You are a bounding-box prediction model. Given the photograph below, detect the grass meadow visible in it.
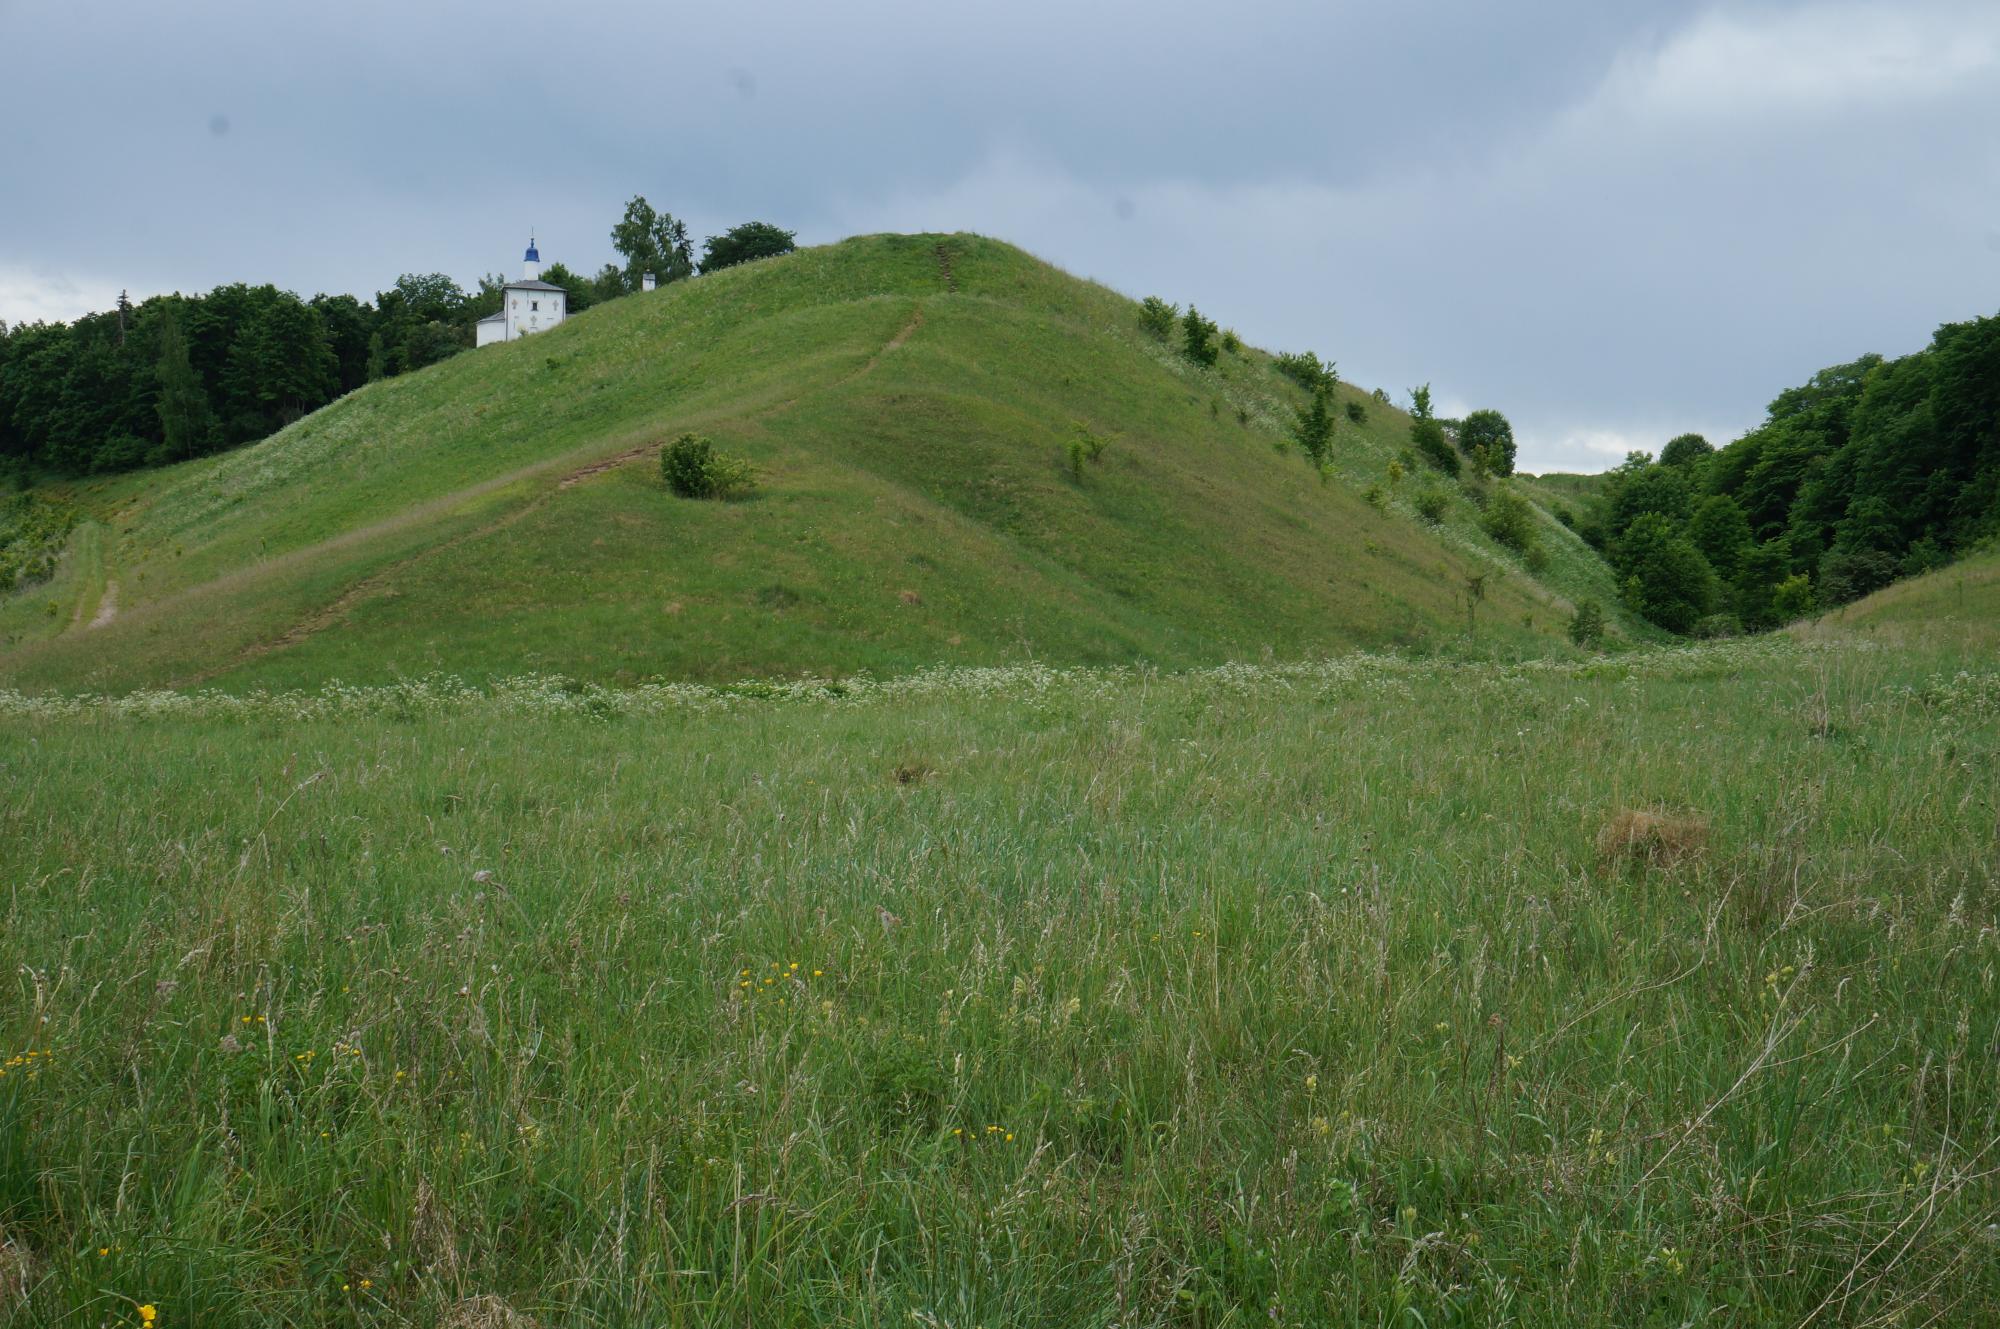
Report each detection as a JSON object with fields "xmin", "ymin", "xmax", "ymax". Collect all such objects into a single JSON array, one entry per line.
[{"xmin": 3, "ymin": 633, "xmax": 1997, "ymax": 1326}]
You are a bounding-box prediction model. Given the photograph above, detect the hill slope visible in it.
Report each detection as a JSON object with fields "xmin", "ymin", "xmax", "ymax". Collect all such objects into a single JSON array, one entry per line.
[
  {"xmin": 1798, "ymin": 546, "xmax": 2000, "ymax": 656},
  {"xmin": 0, "ymin": 234, "xmax": 1633, "ymax": 692}
]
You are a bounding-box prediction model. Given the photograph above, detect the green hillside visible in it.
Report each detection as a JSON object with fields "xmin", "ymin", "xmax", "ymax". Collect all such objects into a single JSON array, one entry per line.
[
  {"xmin": 1798, "ymin": 545, "xmax": 2000, "ymax": 656},
  {"xmin": 0, "ymin": 234, "xmax": 1633, "ymax": 693}
]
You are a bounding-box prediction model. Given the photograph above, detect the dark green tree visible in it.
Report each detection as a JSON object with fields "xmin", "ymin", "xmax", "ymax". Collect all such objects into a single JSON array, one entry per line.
[
  {"xmin": 611, "ymin": 197, "xmax": 695, "ymax": 290},
  {"xmin": 1411, "ymin": 418, "xmax": 1458, "ymax": 476},
  {"xmin": 1658, "ymin": 433, "xmax": 1714, "ymax": 468},
  {"xmin": 1458, "ymin": 408, "xmax": 1516, "ymax": 476},
  {"xmin": 1614, "ymin": 513, "xmax": 1718, "ymax": 633},
  {"xmin": 698, "ymin": 221, "xmax": 796, "ymax": 274},
  {"xmin": 1294, "ymin": 390, "xmax": 1334, "ymax": 466},
  {"xmin": 537, "ymin": 262, "xmax": 595, "ymax": 314},
  {"xmin": 1686, "ymin": 493, "xmax": 1753, "ymax": 581},
  {"xmin": 153, "ymin": 302, "xmax": 214, "ymax": 462},
  {"xmin": 1181, "ymin": 306, "xmax": 1219, "ymax": 368}
]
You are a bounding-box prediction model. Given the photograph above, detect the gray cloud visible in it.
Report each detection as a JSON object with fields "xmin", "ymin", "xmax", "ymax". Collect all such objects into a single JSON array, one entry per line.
[{"xmin": 3, "ymin": 0, "xmax": 1996, "ymax": 470}]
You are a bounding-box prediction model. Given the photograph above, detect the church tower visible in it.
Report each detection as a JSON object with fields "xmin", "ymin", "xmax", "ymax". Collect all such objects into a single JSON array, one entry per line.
[{"xmin": 522, "ymin": 235, "xmax": 541, "ymax": 282}]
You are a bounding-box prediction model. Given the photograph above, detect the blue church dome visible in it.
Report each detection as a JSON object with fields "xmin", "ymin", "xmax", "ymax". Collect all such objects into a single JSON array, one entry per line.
[{"xmin": 524, "ymin": 237, "xmax": 540, "ymax": 262}]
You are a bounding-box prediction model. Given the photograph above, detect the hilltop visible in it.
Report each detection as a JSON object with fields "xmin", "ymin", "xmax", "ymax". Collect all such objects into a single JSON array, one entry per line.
[{"xmin": 0, "ymin": 234, "xmax": 1632, "ymax": 693}]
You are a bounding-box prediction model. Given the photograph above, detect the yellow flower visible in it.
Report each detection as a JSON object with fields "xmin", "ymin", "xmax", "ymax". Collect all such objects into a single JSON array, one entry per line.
[
  {"xmin": 1005, "ymin": 1133, "xmax": 1014, "ymax": 1142},
  {"xmin": 98, "ymin": 1247, "xmax": 110, "ymax": 1256},
  {"xmin": 138, "ymin": 1306, "xmax": 158, "ymax": 1325},
  {"xmin": 360, "ymin": 1279, "xmax": 373, "ymax": 1289}
]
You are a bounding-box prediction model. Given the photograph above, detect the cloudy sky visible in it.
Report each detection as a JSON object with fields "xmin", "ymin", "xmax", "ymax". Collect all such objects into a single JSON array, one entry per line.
[{"xmin": 4, "ymin": 0, "xmax": 1997, "ymax": 471}]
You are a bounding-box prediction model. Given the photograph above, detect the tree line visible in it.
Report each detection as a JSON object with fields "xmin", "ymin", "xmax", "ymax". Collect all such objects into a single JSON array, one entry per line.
[
  {"xmin": 1576, "ymin": 312, "xmax": 2000, "ymax": 633},
  {"xmin": 0, "ymin": 202, "xmax": 795, "ymax": 480}
]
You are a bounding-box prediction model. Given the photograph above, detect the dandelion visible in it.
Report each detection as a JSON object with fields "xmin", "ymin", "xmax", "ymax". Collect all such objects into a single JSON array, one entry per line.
[{"xmin": 138, "ymin": 1306, "xmax": 158, "ymax": 1326}]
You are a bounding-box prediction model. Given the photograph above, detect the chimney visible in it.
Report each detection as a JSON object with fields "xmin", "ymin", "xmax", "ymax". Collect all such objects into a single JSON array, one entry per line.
[{"xmin": 641, "ymin": 271, "xmax": 657, "ymax": 292}]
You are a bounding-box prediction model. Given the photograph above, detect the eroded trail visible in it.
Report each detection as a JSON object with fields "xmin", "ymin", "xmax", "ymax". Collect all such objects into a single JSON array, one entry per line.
[{"xmin": 87, "ymin": 581, "xmax": 117, "ymax": 629}]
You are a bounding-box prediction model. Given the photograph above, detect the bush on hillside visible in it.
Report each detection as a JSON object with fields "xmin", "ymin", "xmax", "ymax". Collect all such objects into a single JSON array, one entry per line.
[
  {"xmin": 1294, "ymin": 391, "xmax": 1335, "ymax": 467},
  {"xmin": 1480, "ymin": 488, "xmax": 1539, "ymax": 554},
  {"xmin": 698, "ymin": 222, "xmax": 797, "ymax": 274},
  {"xmin": 1220, "ymin": 329, "xmax": 1242, "ymax": 354},
  {"xmin": 1181, "ymin": 306, "xmax": 1219, "ymax": 367},
  {"xmin": 1345, "ymin": 399, "xmax": 1367, "ymax": 425},
  {"xmin": 661, "ymin": 433, "xmax": 760, "ymax": 500},
  {"xmin": 1138, "ymin": 296, "xmax": 1179, "ymax": 340},
  {"xmin": 1568, "ymin": 599, "xmax": 1606, "ymax": 648},
  {"xmin": 1411, "ymin": 419, "xmax": 1459, "ymax": 476},
  {"xmin": 1414, "ymin": 488, "xmax": 1450, "ymax": 525},
  {"xmin": 1066, "ymin": 423, "xmax": 1110, "ymax": 481},
  {"xmin": 1275, "ymin": 351, "xmax": 1336, "ymax": 395},
  {"xmin": 1772, "ymin": 573, "xmax": 1816, "ymax": 622},
  {"xmin": 1458, "ymin": 409, "xmax": 1517, "ymax": 477}
]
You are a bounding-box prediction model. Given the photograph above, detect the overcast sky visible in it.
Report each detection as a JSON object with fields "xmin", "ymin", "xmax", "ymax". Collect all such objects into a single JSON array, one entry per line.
[{"xmin": 4, "ymin": 0, "xmax": 1997, "ymax": 472}]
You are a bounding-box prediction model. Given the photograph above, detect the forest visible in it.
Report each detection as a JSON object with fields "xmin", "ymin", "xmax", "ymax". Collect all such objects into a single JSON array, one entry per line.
[{"xmin": 1570, "ymin": 313, "xmax": 1999, "ymax": 631}]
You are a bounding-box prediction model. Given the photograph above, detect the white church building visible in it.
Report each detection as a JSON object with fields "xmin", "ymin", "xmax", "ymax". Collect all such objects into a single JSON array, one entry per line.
[{"xmin": 475, "ymin": 238, "xmax": 568, "ymax": 347}]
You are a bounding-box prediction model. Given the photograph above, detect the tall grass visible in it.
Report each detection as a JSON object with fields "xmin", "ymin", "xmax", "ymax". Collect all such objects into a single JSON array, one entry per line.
[{"xmin": 2, "ymin": 637, "xmax": 1996, "ymax": 1325}]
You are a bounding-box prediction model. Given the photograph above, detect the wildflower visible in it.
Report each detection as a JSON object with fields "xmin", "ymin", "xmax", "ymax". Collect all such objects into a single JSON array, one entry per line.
[
  {"xmin": 360, "ymin": 1279, "xmax": 372, "ymax": 1289},
  {"xmin": 1311, "ymin": 1116, "xmax": 1331, "ymax": 1137},
  {"xmin": 138, "ymin": 1306, "xmax": 158, "ymax": 1326},
  {"xmin": 98, "ymin": 1247, "xmax": 110, "ymax": 1256},
  {"xmin": 1304, "ymin": 1075, "xmax": 1317, "ymax": 1092},
  {"xmin": 1399, "ymin": 1206, "xmax": 1417, "ymax": 1226},
  {"xmin": 813, "ymin": 969, "xmax": 823, "ymax": 977},
  {"xmin": 1005, "ymin": 1133, "xmax": 1014, "ymax": 1142}
]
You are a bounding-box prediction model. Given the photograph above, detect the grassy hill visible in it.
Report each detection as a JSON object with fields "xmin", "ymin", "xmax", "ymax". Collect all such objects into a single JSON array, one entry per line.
[
  {"xmin": 0, "ymin": 234, "xmax": 1636, "ymax": 693},
  {"xmin": 1798, "ymin": 545, "xmax": 2000, "ymax": 656}
]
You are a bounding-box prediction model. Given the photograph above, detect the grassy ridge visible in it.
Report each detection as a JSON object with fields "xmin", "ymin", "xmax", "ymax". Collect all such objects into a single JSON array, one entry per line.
[
  {"xmin": 2, "ymin": 635, "xmax": 1996, "ymax": 1325},
  {"xmin": 1800, "ymin": 547, "xmax": 2000, "ymax": 657},
  {"xmin": 1, "ymin": 235, "xmax": 1637, "ymax": 693}
]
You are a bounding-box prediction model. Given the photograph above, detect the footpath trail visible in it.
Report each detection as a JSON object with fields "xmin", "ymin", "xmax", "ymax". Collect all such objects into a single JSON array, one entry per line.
[{"xmin": 87, "ymin": 581, "xmax": 117, "ymax": 629}]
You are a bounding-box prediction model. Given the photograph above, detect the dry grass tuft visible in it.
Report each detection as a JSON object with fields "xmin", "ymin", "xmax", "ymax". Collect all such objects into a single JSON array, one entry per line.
[
  {"xmin": 0, "ymin": 1224, "xmax": 37, "ymax": 1318},
  {"xmin": 891, "ymin": 758, "xmax": 935, "ymax": 785},
  {"xmin": 1596, "ymin": 808, "xmax": 1710, "ymax": 870},
  {"xmin": 441, "ymin": 1294, "xmax": 538, "ymax": 1329}
]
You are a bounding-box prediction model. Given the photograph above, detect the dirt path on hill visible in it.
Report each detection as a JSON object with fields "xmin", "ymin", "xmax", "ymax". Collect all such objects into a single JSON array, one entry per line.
[{"xmin": 87, "ymin": 581, "xmax": 117, "ymax": 629}]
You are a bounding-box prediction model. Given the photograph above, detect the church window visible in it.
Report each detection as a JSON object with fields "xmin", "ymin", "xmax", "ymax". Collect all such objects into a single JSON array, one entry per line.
[{"xmin": 531, "ymin": 300, "xmax": 539, "ymax": 311}]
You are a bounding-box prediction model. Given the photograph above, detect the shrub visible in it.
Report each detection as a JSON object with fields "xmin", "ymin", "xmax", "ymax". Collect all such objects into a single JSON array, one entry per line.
[
  {"xmin": 1568, "ymin": 599, "xmax": 1606, "ymax": 647},
  {"xmin": 1414, "ymin": 489, "xmax": 1449, "ymax": 524},
  {"xmin": 661, "ymin": 432, "xmax": 759, "ymax": 499},
  {"xmin": 1691, "ymin": 612, "xmax": 1742, "ymax": 638},
  {"xmin": 1479, "ymin": 488, "xmax": 1539, "ymax": 553},
  {"xmin": 1345, "ymin": 400, "xmax": 1367, "ymax": 425},
  {"xmin": 1371, "ymin": 387, "xmax": 1390, "ymax": 405},
  {"xmin": 697, "ymin": 222, "xmax": 796, "ymax": 274},
  {"xmin": 1181, "ymin": 306, "xmax": 1219, "ymax": 367},
  {"xmin": 1386, "ymin": 460, "xmax": 1405, "ymax": 485},
  {"xmin": 1411, "ymin": 419, "xmax": 1459, "ymax": 476},
  {"xmin": 1138, "ymin": 296, "xmax": 1179, "ymax": 340},
  {"xmin": 1772, "ymin": 573, "xmax": 1816, "ymax": 622},
  {"xmin": 1275, "ymin": 351, "xmax": 1336, "ymax": 394},
  {"xmin": 1363, "ymin": 484, "xmax": 1387, "ymax": 511},
  {"xmin": 1066, "ymin": 423, "xmax": 1110, "ymax": 481},
  {"xmin": 1220, "ymin": 329, "xmax": 1242, "ymax": 354},
  {"xmin": 1294, "ymin": 391, "xmax": 1335, "ymax": 467}
]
